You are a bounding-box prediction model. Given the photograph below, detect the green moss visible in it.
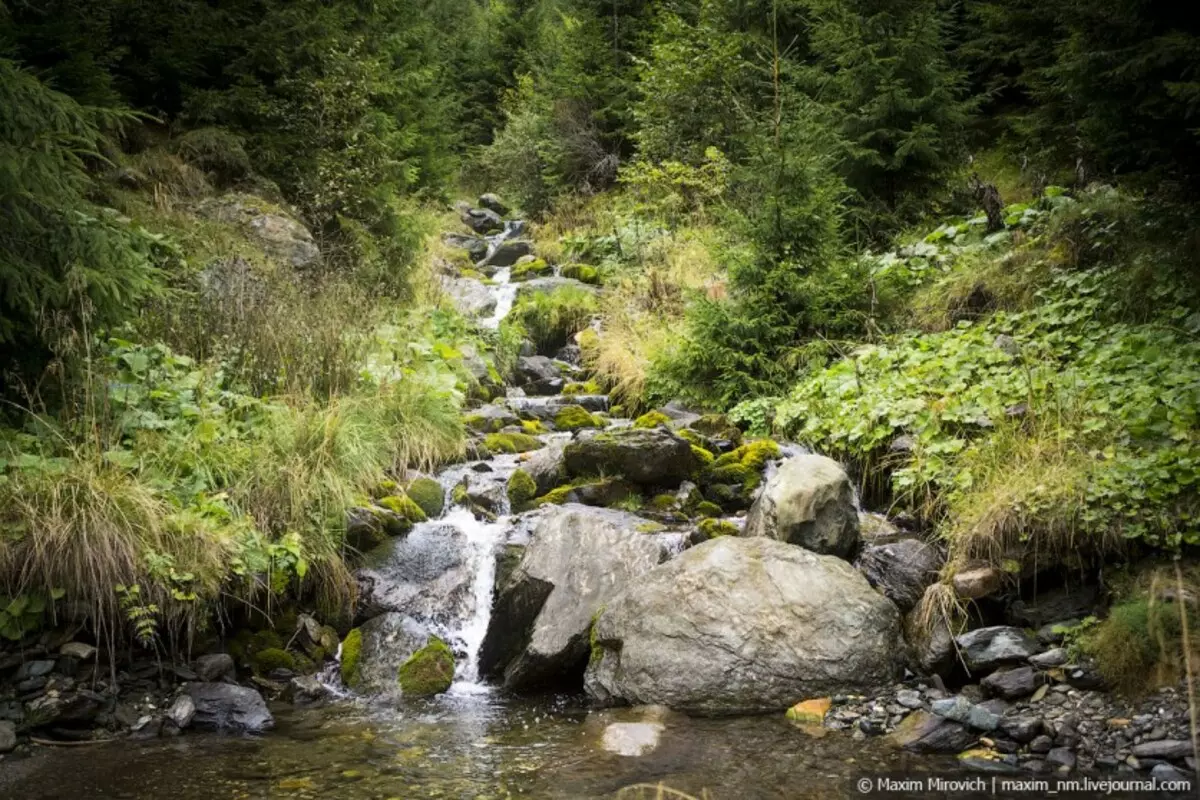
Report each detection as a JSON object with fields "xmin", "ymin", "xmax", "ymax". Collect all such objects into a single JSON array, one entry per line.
[
  {"xmin": 560, "ymin": 263, "xmax": 601, "ymax": 284},
  {"xmin": 511, "ymin": 257, "xmax": 553, "ymax": 281},
  {"xmin": 372, "ymin": 479, "xmax": 399, "ymax": 498},
  {"xmin": 712, "ymin": 439, "xmax": 780, "ymax": 470},
  {"xmin": 464, "ymin": 414, "xmax": 504, "ymax": 433},
  {"xmin": 706, "ymin": 463, "xmax": 753, "ymax": 486},
  {"xmin": 534, "ymin": 484, "xmax": 578, "ymax": 506},
  {"xmin": 691, "ymin": 414, "xmax": 743, "ymax": 444},
  {"xmin": 483, "ymin": 432, "xmax": 543, "ymax": 453},
  {"xmin": 250, "ymin": 629, "xmax": 284, "ymax": 654},
  {"xmin": 633, "ymin": 410, "xmax": 672, "ymax": 429},
  {"xmin": 690, "ymin": 445, "xmax": 715, "ymax": 466},
  {"xmin": 636, "ymin": 521, "xmax": 667, "ymax": 533},
  {"xmin": 378, "ymin": 493, "xmax": 428, "ymax": 523},
  {"xmin": 397, "ymin": 637, "xmax": 455, "ymax": 697},
  {"xmin": 698, "ymin": 518, "xmax": 739, "ymax": 539},
  {"xmin": 252, "ymin": 647, "xmax": 297, "ymax": 675},
  {"xmin": 648, "ymin": 493, "xmax": 678, "ymax": 511},
  {"xmin": 340, "ymin": 628, "xmax": 363, "ymax": 689},
  {"xmin": 507, "ymin": 469, "xmax": 538, "ymax": 511},
  {"xmin": 695, "ymin": 501, "xmax": 723, "ymax": 518},
  {"xmin": 451, "ymin": 482, "xmax": 470, "ymax": 506},
  {"xmin": 404, "ymin": 478, "xmax": 445, "ymax": 518},
  {"xmin": 521, "ymin": 419, "xmax": 547, "ymax": 434},
  {"xmin": 610, "ymin": 403, "xmax": 625, "ymax": 417},
  {"xmin": 554, "ymin": 404, "xmax": 603, "ymax": 431},
  {"xmin": 677, "ymin": 428, "xmax": 708, "ymax": 448},
  {"xmin": 562, "ymin": 380, "xmax": 602, "ymax": 395}
]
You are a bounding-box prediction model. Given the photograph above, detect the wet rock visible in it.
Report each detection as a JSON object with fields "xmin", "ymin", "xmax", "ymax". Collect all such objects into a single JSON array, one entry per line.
[
  {"xmin": 514, "ymin": 276, "xmax": 600, "ymax": 299},
  {"xmin": 855, "ymin": 538, "xmax": 942, "ymax": 612},
  {"xmin": 286, "ymin": 676, "xmax": 330, "ymax": 705},
  {"xmin": 585, "ymin": 537, "xmax": 903, "ymax": 714},
  {"xmin": 601, "ymin": 722, "xmax": 665, "ymax": 757},
  {"xmin": 58, "ymin": 643, "xmax": 97, "ymax": 662},
  {"xmin": 356, "ymin": 522, "xmax": 477, "ymax": 627},
  {"xmin": 442, "ymin": 232, "xmax": 488, "ymax": 262},
  {"xmin": 520, "ymin": 440, "xmax": 568, "ymax": 496},
  {"xmin": 1030, "ymin": 734, "xmax": 1054, "ymax": 753},
  {"xmin": 1007, "ymin": 584, "xmax": 1102, "ymax": 629},
  {"xmin": 1132, "ymin": 740, "xmax": 1193, "ymax": 760},
  {"xmin": 1036, "ymin": 619, "xmax": 1081, "ymax": 645},
  {"xmin": 345, "ymin": 613, "xmax": 430, "ymax": 694},
  {"xmin": 955, "ymin": 626, "xmax": 1042, "ymax": 673},
  {"xmin": 859, "ymin": 512, "xmax": 906, "ymax": 545},
  {"xmin": 515, "ymin": 356, "xmax": 563, "ymax": 394},
  {"xmin": 886, "ymin": 710, "xmax": 975, "ymax": 753},
  {"xmin": 896, "ymin": 689, "xmax": 924, "ymax": 709},
  {"xmin": 1063, "ymin": 663, "xmax": 1106, "ymax": 690},
  {"xmin": 439, "ymin": 275, "xmax": 497, "ymax": 319},
  {"xmin": 460, "ymin": 206, "xmax": 503, "ymax": 234},
  {"xmin": 1151, "ymin": 763, "xmax": 1191, "ymax": 783},
  {"xmin": 184, "ymin": 683, "xmax": 274, "ymax": 732},
  {"xmin": 931, "ymin": 695, "xmax": 973, "ymax": 724},
  {"xmin": 24, "ymin": 690, "xmax": 104, "ymax": 728},
  {"xmin": 1046, "ymin": 747, "xmax": 1076, "ymax": 771},
  {"xmin": 193, "ymin": 653, "xmax": 236, "ymax": 683},
  {"xmin": 1029, "ymin": 648, "xmax": 1069, "ymax": 668},
  {"xmin": 981, "ymin": 666, "xmax": 1040, "ymax": 700},
  {"xmin": 743, "ymin": 454, "xmax": 859, "ymax": 559},
  {"xmin": 165, "ymin": 694, "xmax": 195, "ymax": 729},
  {"xmin": 952, "ymin": 565, "xmax": 1005, "ymax": 600},
  {"xmin": 0, "ymin": 720, "xmax": 16, "ymax": 753},
  {"xmin": 564, "ymin": 427, "xmax": 695, "ymax": 487},
  {"xmin": 481, "ymin": 239, "xmax": 533, "ymax": 268},
  {"xmin": 478, "ymin": 193, "xmax": 510, "ymax": 216},
  {"xmin": 480, "ymin": 505, "xmax": 677, "ymax": 691}
]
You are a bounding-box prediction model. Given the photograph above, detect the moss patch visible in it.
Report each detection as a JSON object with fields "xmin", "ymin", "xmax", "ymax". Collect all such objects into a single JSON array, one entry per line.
[
  {"xmin": 252, "ymin": 647, "xmax": 296, "ymax": 675},
  {"xmin": 633, "ymin": 410, "xmax": 672, "ymax": 429},
  {"xmin": 562, "ymin": 380, "xmax": 603, "ymax": 395},
  {"xmin": 554, "ymin": 404, "xmax": 603, "ymax": 431},
  {"xmin": 521, "ymin": 419, "xmax": 547, "ymax": 434},
  {"xmin": 511, "ymin": 256, "xmax": 553, "ymax": 281},
  {"xmin": 695, "ymin": 501, "xmax": 723, "ymax": 518},
  {"xmin": 378, "ymin": 493, "xmax": 428, "ymax": 523},
  {"xmin": 534, "ymin": 484, "xmax": 578, "ymax": 506},
  {"xmin": 712, "ymin": 439, "xmax": 780, "ymax": 470},
  {"xmin": 507, "ymin": 468, "xmax": 538, "ymax": 511},
  {"xmin": 698, "ymin": 518, "xmax": 739, "ymax": 539},
  {"xmin": 561, "ymin": 263, "xmax": 601, "ymax": 284},
  {"xmin": 483, "ymin": 432, "xmax": 543, "ymax": 454},
  {"xmin": 404, "ymin": 477, "xmax": 445, "ymax": 518},
  {"xmin": 648, "ymin": 493, "xmax": 678, "ymax": 512},
  {"xmin": 340, "ymin": 628, "xmax": 363, "ymax": 689},
  {"xmin": 397, "ymin": 637, "xmax": 455, "ymax": 697},
  {"xmin": 690, "ymin": 445, "xmax": 715, "ymax": 466}
]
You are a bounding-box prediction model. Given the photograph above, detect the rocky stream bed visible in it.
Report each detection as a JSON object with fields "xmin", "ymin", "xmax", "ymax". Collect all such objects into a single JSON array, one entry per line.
[{"xmin": 1, "ymin": 195, "xmax": 1197, "ymax": 798}]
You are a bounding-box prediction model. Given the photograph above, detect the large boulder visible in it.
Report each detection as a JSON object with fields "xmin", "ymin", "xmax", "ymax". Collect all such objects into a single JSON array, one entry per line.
[
  {"xmin": 856, "ymin": 538, "xmax": 943, "ymax": 612},
  {"xmin": 515, "ymin": 356, "xmax": 563, "ymax": 394},
  {"xmin": 481, "ymin": 239, "xmax": 534, "ymax": 268},
  {"xmin": 479, "ymin": 193, "xmax": 510, "ymax": 216},
  {"xmin": 439, "ymin": 275, "xmax": 497, "ymax": 318},
  {"xmin": 342, "ymin": 613, "xmax": 431, "ymax": 694},
  {"xmin": 183, "ymin": 683, "xmax": 274, "ymax": 732},
  {"xmin": 197, "ymin": 193, "xmax": 321, "ymax": 269},
  {"xmin": 520, "ymin": 440, "xmax": 568, "ymax": 495},
  {"xmin": 743, "ymin": 454, "xmax": 860, "ymax": 559},
  {"xmin": 564, "ymin": 427, "xmax": 695, "ymax": 487},
  {"xmin": 478, "ymin": 505, "xmax": 678, "ymax": 691},
  {"xmin": 460, "ymin": 206, "xmax": 503, "ymax": 234},
  {"xmin": 585, "ymin": 537, "xmax": 904, "ymax": 714},
  {"xmin": 442, "ymin": 232, "xmax": 489, "ymax": 262},
  {"xmin": 356, "ymin": 521, "xmax": 476, "ymax": 626}
]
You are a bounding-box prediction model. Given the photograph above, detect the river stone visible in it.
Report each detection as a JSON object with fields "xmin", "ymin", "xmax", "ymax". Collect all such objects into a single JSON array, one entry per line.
[
  {"xmin": 59, "ymin": 642, "xmax": 97, "ymax": 662},
  {"xmin": 905, "ymin": 585, "xmax": 957, "ymax": 676},
  {"xmin": 478, "ymin": 193, "xmax": 510, "ymax": 216},
  {"xmin": 481, "ymin": 239, "xmax": 533, "ymax": 268},
  {"xmin": 981, "ymin": 666, "xmax": 1040, "ymax": 700},
  {"xmin": 859, "ymin": 512, "xmax": 905, "ymax": 545},
  {"xmin": 442, "ymin": 232, "xmax": 488, "ymax": 262},
  {"xmin": 952, "ymin": 564, "xmax": 1005, "ymax": 600},
  {"xmin": 193, "ymin": 653, "xmax": 236, "ymax": 683},
  {"xmin": 286, "ymin": 675, "xmax": 331, "ymax": 705},
  {"xmin": 999, "ymin": 715, "xmax": 1042, "ymax": 743},
  {"xmin": 601, "ymin": 722, "xmax": 665, "ymax": 757},
  {"xmin": 564, "ymin": 427, "xmax": 695, "ymax": 487},
  {"xmin": 515, "ymin": 356, "xmax": 563, "ymax": 394},
  {"xmin": 585, "ymin": 537, "xmax": 903, "ymax": 714},
  {"xmin": 439, "ymin": 275, "xmax": 497, "ymax": 318},
  {"xmin": 24, "ymin": 690, "xmax": 104, "ymax": 727},
  {"xmin": 166, "ymin": 694, "xmax": 196, "ymax": 729},
  {"xmin": 743, "ymin": 454, "xmax": 859, "ymax": 559},
  {"xmin": 0, "ymin": 719, "xmax": 15, "ymax": 752},
  {"xmin": 356, "ymin": 522, "xmax": 476, "ymax": 627},
  {"xmin": 955, "ymin": 626, "xmax": 1042, "ymax": 674},
  {"xmin": 887, "ymin": 710, "xmax": 976, "ymax": 753},
  {"xmin": 349, "ymin": 613, "xmax": 431, "ymax": 695},
  {"xmin": 460, "ymin": 206, "xmax": 503, "ymax": 234},
  {"xmin": 520, "ymin": 440, "xmax": 568, "ymax": 495},
  {"xmin": 1131, "ymin": 740, "xmax": 1193, "ymax": 760},
  {"xmin": 1029, "ymin": 647, "xmax": 1068, "ymax": 668},
  {"xmin": 183, "ymin": 683, "xmax": 273, "ymax": 732},
  {"xmin": 855, "ymin": 538, "xmax": 942, "ymax": 612},
  {"xmin": 479, "ymin": 505, "xmax": 676, "ymax": 691}
]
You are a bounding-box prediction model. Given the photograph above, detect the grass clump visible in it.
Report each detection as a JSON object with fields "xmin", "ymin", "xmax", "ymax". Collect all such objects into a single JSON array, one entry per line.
[
  {"xmin": 483, "ymin": 432, "xmax": 544, "ymax": 454},
  {"xmin": 397, "ymin": 637, "xmax": 455, "ymax": 697},
  {"xmin": 506, "ymin": 469, "xmax": 538, "ymax": 512},
  {"xmin": 554, "ymin": 404, "xmax": 603, "ymax": 431}
]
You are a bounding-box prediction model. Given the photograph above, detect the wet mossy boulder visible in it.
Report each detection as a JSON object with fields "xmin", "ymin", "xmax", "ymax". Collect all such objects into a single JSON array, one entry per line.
[
  {"xmin": 340, "ymin": 628, "xmax": 363, "ymax": 689},
  {"xmin": 484, "ymin": 432, "xmax": 544, "ymax": 454},
  {"xmin": 689, "ymin": 414, "xmax": 743, "ymax": 447},
  {"xmin": 533, "ymin": 478, "xmax": 636, "ymax": 509},
  {"xmin": 554, "ymin": 404, "xmax": 604, "ymax": 431},
  {"xmin": 397, "ymin": 637, "xmax": 455, "ymax": 697},
  {"xmin": 560, "ymin": 263, "xmax": 600, "ymax": 285},
  {"xmin": 564, "ymin": 427, "xmax": 695, "ymax": 486},
  {"xmin": 697, "ymin": 518, "xmax": 739, "ymax": 540},
  {"xmin": 507, "ymin": 469, "xmax": 538, "ymax": 512},
  {"xmin": 511, "ymin": 256, "xmax": 554, "ymax": 281},
  {"xmin": 464, "ymin": 405, "xmax": 520, "ymax": 433},
  {"xmin": 699, "ymin": 439, "xmax": 781, "ymax": 510},
  {"xmin": 252, "ymin": 647, "xmax": 296, "ymax": 676},
  {"xmin": 562, "ymin": 380, "xmax": 603, "ymax": 395},
  {"xmin": 378, "ymin": 493, "xmax": 428, "ymax": 524},
  {"xmin": 403, "ymin": 478, "xmax": 445, "ymax": 519}
]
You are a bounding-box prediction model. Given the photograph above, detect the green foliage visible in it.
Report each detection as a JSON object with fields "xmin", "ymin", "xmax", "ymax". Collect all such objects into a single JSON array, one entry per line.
[
  {"xmin": 504, "ymin": 287, "xmax": 598, "ymax": 353},
  {"xmin": 252, "ymin": 647, "xmax": 296, "ymax": 676},
  {"xmin": 397, "ymin": 636, "xmax": 455, "ymax": 696},
  {"xmin": 0, "ymin": 590, "xmax": 64, "ymax": 642},
  {"xmin": 554, "ymin": 405, "xmax": 603, "ymax": 431},
  {"xmin": 172, "ymin": 127, "xmax": 251, "ymax": 186},
  {"xmin": 506, "ymin": 469, "xmax": 538, "ymax": 512}
]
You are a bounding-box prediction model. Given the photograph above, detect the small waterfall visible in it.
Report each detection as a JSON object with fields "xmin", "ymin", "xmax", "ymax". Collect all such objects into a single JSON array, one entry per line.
[
  {"xmin": 480, "ymin": 267, "xmax": 517, "ymax": 330},
  {"xmin": 442, "ymin": 507, "xmax": 508, "ymax": 694}
]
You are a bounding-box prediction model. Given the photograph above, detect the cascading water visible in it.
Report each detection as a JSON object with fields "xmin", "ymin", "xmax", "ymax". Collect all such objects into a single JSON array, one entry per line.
[{"xmin": 478, "ymin": 220, "xmax": 522, "ymax": 330}]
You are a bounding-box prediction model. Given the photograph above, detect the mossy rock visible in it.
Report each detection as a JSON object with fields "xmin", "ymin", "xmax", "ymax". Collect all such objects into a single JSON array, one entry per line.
[
  {"xmin": 507, "ymin": 469, "xmax": 538, "ymax": 512},
  {"xmin": 690, "ymin": 445, "xmax": 715, "ymax": 467},
  {"xmin": 464, "ymin": 414, "xmax": 506, "ymax": 433},
  {"xmin": 397, "ymin": 637, "xmax": 455, "ymax": 697},
  {"xmin": 521, "ymin": 419, "xmax": 547, "ymax": 435},
  {"xmin": 560, "ymin": 263, "xmax": 601, "ymax": 285},
  {"xmin": 378, "ymin": 493, "xmax": 428, "ymax": 523},
  {"xmin": 404, "ymin": 478, "xmax": 445, "ymax": 519},
  {"xmin": 554, "ymin": 404, "xmax": 603, "ymax": 431},
  {"xmin": 534, "ymin": 484, "xmax": 578, "ymax": 506},
  {"xmin": 698, "ymin": 518, "xmax": 739, "ymax": 540},
  {"xmin": 690, "ymin": 413, "xmax": 744, "ymax": 446},
  {"xmin": 340, "ymin": 628, "xmax": 363, "ymax": 689},
  {"xmin": 511, "ymin": 257, "xmax": 553, "ymax": 281},
  {"xmin": 713, "ymin": 439, "xmax": 780, "ymax": 470},
  {"xmin": 483, "ymin": 432, "xmax": 543, "ymax": 454},
  {"xmin": 562, "ymin": 379, "xmax": 602, "ymax": 395},
  {"xmin": 633, "ymin": 410, "xmax": 672, "ymax": 429},
  {"xmin": 695, "ymin": 501, "xmax": 723, "ymax": 519},
  {"xmin": 252, "ymin": 647, "xmax": 296, "ymax": 676},
  {"xmin": 372, "ymin": 479, "xmax": 400, "ymax": 498},
  {"xmin": 451, "ymin": 482, "xmax": 470, "ymax": 506},
  {"xmin": 648, "ymin": 493, "xmax": 678, "ymax": 512},
  {"xmin": 706, "ymin": 462, "xmax": 754, "ymax": 486}
]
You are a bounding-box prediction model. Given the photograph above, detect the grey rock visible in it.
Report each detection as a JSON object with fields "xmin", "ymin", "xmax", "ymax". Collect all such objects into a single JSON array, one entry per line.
[
  {"xmin": 465, "ymin": 403, "xmax": 520, "ymax": 433},
  {"xmin": 1151, "ymin": 763, "xmax": 1191, "ymax": 783},
  {"xmin": 585, "ymin": 537, "xmax": 903, "ymax": 714},
  {"xmin": 968, "ymin": 705, "xmax": 1001, "ymax": 732},
  {"xmin": 896, "ymin": 689, "xmax": 924, "ymax": 709},
  {"xmin": 347, "ymin": 613, "xmax": 431, "ymax": 695},
  {"xmin": 905, "ymin": 585, "xmax": 957, "ymax": 677},
  {"xmin": 481, "ymin": 239, "xmax": 533, "ymax": 268},
  {"xmin": 15, "ymin": 659, "xmax": 56, "ymax": 681},
  {"xmin": 1046, "ymin": 747, "xmax": 1076, "ymax": 771},
  {"xmin": 931, "ymin": 695, "xmax": 973, "ymax": 724},
  {"xmin": 1132, "ymin": 740, "xmax": 1193, "ymax": 760},
  {"xmin": 24, "ymin": 691, "xmax": 104, "ymax": 727},
  {"xmin": 955, "ymin": 626, "xmax": 1042, "ymax": 673},
  {"xmin": 855, "ymin": 538, "xmax": 942, "ymax": 611},
  {"xmin": 564, "ymin": 427, "xmax": 695, "ymax": 487},
  {"xmin": 516, "ymin": 356, "xmax": 563, "ymax": 393},
  {"xmin": 442, "ymin": 232, "xmax": 488, "ymax": 262},
  {"xmin": 521, "ymin": 440, "xmax": 568, "ymax": 496},
  {"xmin": 58, "ymin": 642, "xmax": 97, "ymax": 662},
  {"xmin": 952, "ymin": 565, "xmax": 1005, "ymax": 600},
  {"xmin": 1030, "ymin": 735, "xmax": 1054, "ymax": 754},
  {"xmin": 1035, "ymin": 619, "xmax": 1081, "ymax": 645},
  {"xmin": 193, "ymin": 653, "xmax": 236, "ymax": 683},
  {"xmin": 480, "ymin": 505, "xmax": 677, "ymax": 691},
  {"xmin": 858, "ymin": 512, "xmax": 906, "ymax": 545},
  {"xmin": 743, "ymin": 454, "xmax": 860, "ymax": 559},
  {"xmin": 197, "ymin": 194, "xmax": 322, "ymax": 269},
  {"xmin": 460, "ymin": 206, "xmax": 503, "ymax": 234},
  {"xmin": 1029, "ymin": 648, "xmax": 1069, "ymax": 668},
  {"xmin": 183, "ymin": 683, "xmax": 274, "ymax": 732},
  {"xmin": 887, "ymin": 710, "xmax": 976, "ymax": 753},
  {"xmin": 439, "ymin": 275, "xmax": 497, "ymax": 318},
  {"xmin": 286, "ymin": 675, "xmax": 331, "ymax": 705},
  {"xmin": 0, "ymin": 720, "xmax": 16, "ymax": 753},
  {"xmin": 981, "ymin": 666, "xmax": 1040, "ymax": 700},
  {"xmin": 514, "ymin": 276, "xmax": 600, "ymax": 300},
  {"xmin": 165, "ymin": 694, "xmax": 196, "ymax": 729},
  {"xmin": 478, "ymin": 193, "xmax": 510, "ymax": 216}
]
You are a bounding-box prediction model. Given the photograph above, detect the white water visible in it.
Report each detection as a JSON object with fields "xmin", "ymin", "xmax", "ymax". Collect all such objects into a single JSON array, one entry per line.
[
  {"xmin": 440, "ymin": 507, "xmax": 508, "ymax": 694},
  {"xmin": 479, "ymin": 266, "xmax": 517, "ymax": 330}
]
